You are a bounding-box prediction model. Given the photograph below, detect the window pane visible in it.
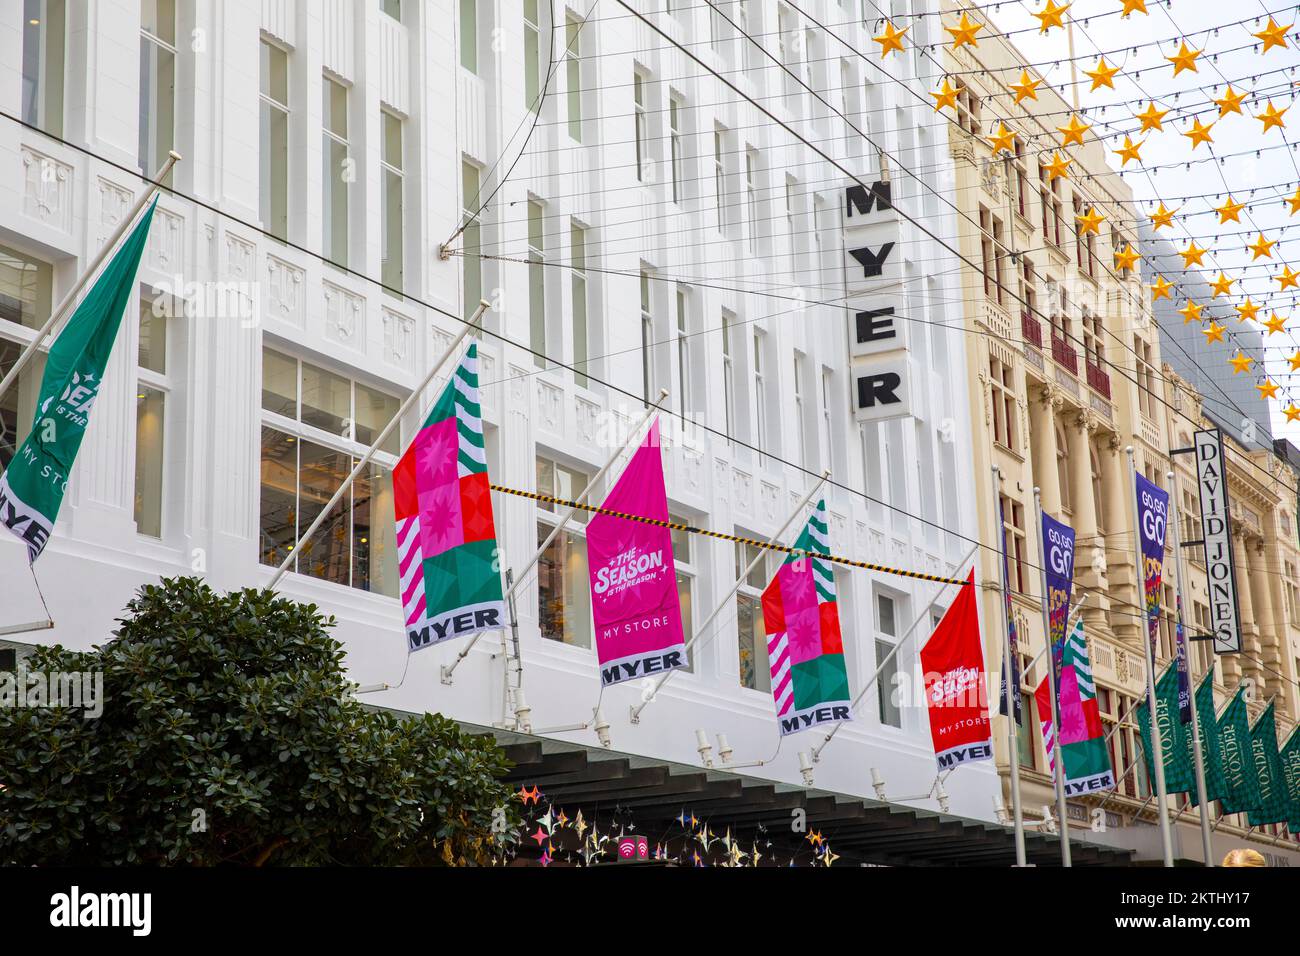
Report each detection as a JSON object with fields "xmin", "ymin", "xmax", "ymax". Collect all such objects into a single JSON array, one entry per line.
[
  {"xmin": 382, "ymin": 167, "xmax": 404, "ymax": 292},
  {"xmin": 381, "ymin": 0, "xmax": 401, "ymax": 20},
  {"xmin": 134, "ymin": 386, "xmax": 165, "ymax": 537},
  {"xmin": 354, "ymin": 382, "xmax": 399, "ymax": 454},
  {"xmin": 677, "ymin": 571, "xmax": 694, "ymax": 672},
  {"xmin": 876, "ymin": 638, "xmax": 901, "ymax": 726},
  {"xmin": 296, "ymin": 438, "xmax": 351, "ymax": 585},
  {"xmin": 260, "ymin": 41, "xmax": 288, "ymax": 105},
  {"xmin": 737, "ymin": 593, "xmax": 770, "ymax": 691},
  {"xmin": 260, "ymin": 100, "xmax": 289, "ymax": 240},
  {"xmin": 300, "ymin": 361, "xmax": 351, "ymax": 437},
  {"xmin": 141, "ymin": 0, "xmax": 176, "ymax": 44},
  {"xmin": 0, "ymin": 341, "xmax": 45, "ymax": 472},
  {"xmin": 352, "ymin": 461, "xmax": 398, "ymax": 596},
  {"xmin": 537, "ymin": 525, "xmax": 591, "ymax": 647},
  {"xmin": 259, "ymin": 426, "xmax": 298, "ymax": 567},
  {"xmin": 459, "ymin": 0, "xmax": 478, "ymax": 73},
  {"xmin": 138, "ymin": 297, "xmax": 167, "ymax": 373},
  {"xmin": 261, "ymin": 349, "xmax": 297, "ymax": 417},
  {"xmin": 138, "ymin": 37, "xmax": 175, "ymax": 177},
  {"xmin": 382, "ymin": 111, "xmax": 402, "ymax": 169},
  {"xmin": 0, "ymin": 243, "xmax": 53, "ymax": 330}
]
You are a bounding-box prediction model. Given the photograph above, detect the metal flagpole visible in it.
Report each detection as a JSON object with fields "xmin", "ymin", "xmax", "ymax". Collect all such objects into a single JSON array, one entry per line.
[
  {"xmin": 441, "ymin": 388, "xmax": 670, "ymax": 683},
  {"xmin": 1033, "ymin": 488, "xmax": 1072, "ymax": 866},
  {"xmin": 1168, "ymin": 469, "xmax": 1216, "ymax": 867},
  {"xmin": 809, "ymin": 541, "xmax": 979, "ymax": 762},
  {"xmin": 1127, "ymin": 446, "xmax": 1175, "ymax": 867},
  {"xmin": 992, "ymin": 465, "xmax": 1027, "ymax": 867},
  {"xmin": 0, "ymin": 152, "xmax": 182, "ymax": 405},
  {"xmin": 268, "ymin": 301, "xmax": 489, "ymax": 590},
  {"xmin": 630, "ymin": 471, "xmax": 829, "ymax": 724}
]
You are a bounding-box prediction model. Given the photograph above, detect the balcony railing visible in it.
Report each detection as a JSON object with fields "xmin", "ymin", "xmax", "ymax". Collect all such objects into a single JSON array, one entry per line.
[
  {"xmin": 1085, "ymin": 358, "xmax": 1112, "ymax": 398},
  {"xmin": 1051, "ymin": 333, "xmax": 1079, "ymax": 374},
  {"xmin": 1021, "ymin": 311, "xmax": 1043, "ymax": 348}
]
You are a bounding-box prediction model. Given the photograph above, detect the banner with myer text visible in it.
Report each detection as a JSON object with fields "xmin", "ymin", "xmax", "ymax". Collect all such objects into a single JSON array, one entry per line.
[
  {"xmin": 587, "ymin": 419, "xmax": 688, "ymax": 686},
  {"xmin": 920, "ymin": 570, "xmax": 992, "ymax": 771},
  {"xmin": 1134, "ymin": 473, "xmax": 1170, "ymax": 658},
  {"xmin": 1034, "ymin": 619, "xmax": 1115, "ymax": 796},
  {"xmin": 1040, "ymin": 512, "xmax": 1075, "ymax": 687}
]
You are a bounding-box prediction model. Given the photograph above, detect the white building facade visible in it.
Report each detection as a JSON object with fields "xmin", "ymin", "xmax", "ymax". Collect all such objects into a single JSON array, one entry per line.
[{"xmin": 0, "ymin": 0, "xmax": 992, "ymax": 816}]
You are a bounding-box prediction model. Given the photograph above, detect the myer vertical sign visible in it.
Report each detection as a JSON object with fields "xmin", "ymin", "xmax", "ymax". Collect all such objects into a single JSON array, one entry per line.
[
  {"xmin": 1194, "ymin": 429, "xmax": 1242, "ymax": 654},
  {"xmin": 843, "ymin": 180, "xmax": 910, "ymax": 423}
]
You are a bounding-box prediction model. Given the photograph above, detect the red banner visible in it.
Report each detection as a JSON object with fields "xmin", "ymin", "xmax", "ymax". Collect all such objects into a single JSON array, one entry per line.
[{"xmin": 919, "ymin": 570, "xmax": 993, "ymax": 771}]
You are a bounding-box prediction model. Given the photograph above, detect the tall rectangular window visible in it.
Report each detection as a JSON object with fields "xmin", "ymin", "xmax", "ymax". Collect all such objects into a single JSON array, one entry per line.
[
  {"xmin": 753, "ymin": 329, "xmax": 767, "ymax": 459},
  {"xmin": 566, "ymin": 16, "xmax": 583, "ymax": 142},
  {"xmin": 461, "ymin": 160, "xmax": 482, "ymax": 318},
  {"xmin": 745, "ymin": 148, "xmax": 759, "ymax": 252},
  {"xmin": 675, "ymin": 287, "xmax": 692, "ymax": 416},
  {"xmin": 571, "ymin": 222, "xmax": 589, "ymax": 388},
  {"xmin": 640, "ymin": 270, "xmax": 655, "ymax": 403},
  {"xmin": 634, "ymin": 72, "xmax": 647, "ymax": 183},
  {"xmin": 876, "ymin": 592, "xmax": 901, "ymax": 727},
  {"xmin": 820, "ymin": 367, "xmax": 833, "ymax": 472},
  {"xmin": 722, "ymin": 310, "xmax": 736, "ymax": 443},
  {"xmin": 22, "ymin": 0, "xmax": 65, "ymax": 137},
  {"xmin": 528, "ymin": 200, "xmax": 547, "ymax": 368},
  {"xmin": 381, "ymin": 110, "xmax": 404, "ymax": 293},
  {"xmin": 459, "ymin": 0, "xmax": 478, "ymax": 73},
  {"xmin": 322, "ymin": 77, "xmax": 351, "ymax": 268},
  {"xmin": 537, "ymin": 455, "xmax": 592, "ymax": 647},
  {"xmin": 793, "ymin": 352, "xmax": 807, "ymax": 465},
  {"xmin": 669, "ymin": 95, "xmax": 684, "ymax": 203},
  {"xmin": 259, "ymin": 40, "xmax": 291, "ymax": 241},
  {"xmin": 524, "ymin": 0, "xmax": 542, "ymax": 109},
  {"xmin": 139, "ymin": 0, "xmax": 176, "ymax": 179},
  {"xmin": 737, "ymin": 542, "xmax": 771, "ymax": 691},
  {"xmin": 135, "ymin": 288, "xmax": 170, "ymax": 538},
  {"xmin": 714, "ymin": 126, "xmax": 726, "ymax": 231}
]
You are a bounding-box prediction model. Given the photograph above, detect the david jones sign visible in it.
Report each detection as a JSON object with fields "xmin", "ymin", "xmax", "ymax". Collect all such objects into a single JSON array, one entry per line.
[{"xmin": 1193, "ymin": 429, "xmax": 1242, "ymax": 654}]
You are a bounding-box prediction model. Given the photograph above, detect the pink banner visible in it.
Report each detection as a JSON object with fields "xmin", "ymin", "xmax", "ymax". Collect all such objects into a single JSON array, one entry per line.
[{"xmin": 587, "ymin": 419, "xmax": 688, "ymax": 686}]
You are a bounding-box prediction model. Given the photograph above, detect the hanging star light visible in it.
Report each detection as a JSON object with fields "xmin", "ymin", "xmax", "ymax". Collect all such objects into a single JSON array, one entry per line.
[
  {"xmin": 1256, "ymin": 101, "xmax": 1289, "ymax": 134},
  {"xmin": 1058, "ymin": 114, "xmax": 1091, "ymax": 147},
  {"xmin": 1249, "ymin": 232, "xmax": 1277, "ymax": 259},
  {"xmin": 1285, "ymin": 404, "xmax": 1300, "ymax": 424},
  {"xmin": 1264, "ymin": 311, "xmax": 1289, "ymax": 334},
  {"xmin": 1166, "ymin": 41, "xmax": 1203, "ymax": 76},
  {"xmin": 1210, "ymin": 273, "xmax": 1236, "ymax": 297},
  {"xmin": 807, "ymin": 830, "xmax": 825, "ymax": 848},
  {"xmin": 1010, "ymin": 70, "xmax": 1043, "ymax": 104},
  {"xmin": 1258, "ymin": 379, "xmax": 1281, "ymax": 399},
  {"xmin": 1287, "ymin": 186, "xmax": 1300, "ymax": 216},
  {"xmin": 1084, "ymin": 56, "xmax": 1120, "ymax": 90},
  {"xmin": 518, "ymin": 785, "xmax": 542, "ymax": 806},
  {"xmin": 822, "ymin": 846, "xmax": 840, "ymax": 867},
  {"xmin": 1043, "ymin": 150, "xmax": 1073, "ymax": 180},
  {"xmin": 1151, "ymin": 275, "xmax": 1174, "ymax": 299},
  {"xmin": 1289, "ymin": 350, "xmax": 1300, "ymax": 372},
  {"xmin": 1114, "ymin": 135, "xmax": 1144, "ymax": 165},
  {"xmin": 1033, "ymin": 1, "xmax": 1071, "ymax": 34},
  {"xmin": 872, "ymin": 20, "xmax": 909, "ymax": 58},
  {"xmin": 1202, "ymin": 321, "xmax": 1226, "ymax": 343},
  {"xmin": 1182, "ymin": 118, "xmax": 1215, "ymax": 150},
  {"xmin": 1076, "ymin": 207, "xmax": 1105, "ymax": 235},
  {"xmin": 1277, "ymin": 266, "xmax": 1300, "ymax": 291},
  {"xmin": 536, "ymin": 806, "xmax": 556, "ymax": 832},
  {"xmin": 1230, "ymin": 351, "xmax": 1255, "ymax": 373},
  {"xmin": 1237, "ymin": 297, "xmax": 1261, "ymax": 322},
  {"xmin": 930, "ymin": 78, "xmax": 963, "ymax": 111},
  {"xmin": 1214, "ymin": 85, "xmax": 1248, "ymax": 117},
  {"xmin": 1115, "ymin": 243, "xmax": 1141, "ymax": 271},
  {"xmin": 1179, "ymin": 240, "xmax": 1207, "ymax": 267},
  {"xmin": 530, "ymin": 825, "xmax": 549, "ymax": 846},
  {"xmin": 574, "ymin": 809, "xmax": 589, "ymax": 839},
  {"xmin": 1179, "ymin": 300, "xmax": 1204, "ymax": 323},
  {"xmin": 988, "ymin": 122, "xmax": 1017, "ymax": 154},
  {"xmin": 1149, "ymin": 202, "xmax": 1178, "ymax": 229},
  {"xmin": 1135, "ymin": 102, "xmax": 1168, "ymax": 132},
  {"xmin": 1215, "ymin": 196, "xmax": 1246, "ymax": 223},
  {"xmin": 1120, "ymin": 0, "xmax": 1148, "ymax": 16},
  {"xmin": 945, "ymin": 12, "xmax": 984, "ymax": 49},
  {"xmin": 1253, "ymin": 17, "xmax": 1292, "ymax": 54}
]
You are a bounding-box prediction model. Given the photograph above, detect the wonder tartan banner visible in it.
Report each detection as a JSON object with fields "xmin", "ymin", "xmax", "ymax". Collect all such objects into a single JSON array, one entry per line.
[
  {"xmin": 1134, "ymin": 474, "xmax": 1170, "ymax": 659},
  {"xmin": 395, "ymin": 342, "xmax": 505, "ymax": 652},
  {"xmin": 1217, "ymin": 687, "xmax": 1262, "ymax": 815},
  {"xmin": 1280, "ymin": 725, "xmax": 1300, "ymax": 833},
  {"xmin": 0, "ymin": 198, "xmax": 158, "ymax": 563},
  {"xmin": 1033, "ymin": 619, "xmax": 1114, "ymax": 795},
  {"xmin": 1247, "ymin": 702, "xmax": 1290, "ymax": 827},
  {"xmin": 1188, "ymin": 672, "xmax": 1228, "ymax": 808},
  {"xmin": 921, "ymin": 569, "xmax": 992, "ymax": 771},
  {"xmin": 761, "ymin": 499, "xmax": 851, "ymax": 736},
  {"xmin": 1136, "ymin": 664, "xmax": 1195, "ymax": 795}
]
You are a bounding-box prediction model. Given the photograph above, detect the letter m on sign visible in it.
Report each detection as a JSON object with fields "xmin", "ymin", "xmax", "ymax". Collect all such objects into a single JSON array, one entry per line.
[{"xmin": 845, "ymin": 182, "xmax": 892, "ymax": 218}]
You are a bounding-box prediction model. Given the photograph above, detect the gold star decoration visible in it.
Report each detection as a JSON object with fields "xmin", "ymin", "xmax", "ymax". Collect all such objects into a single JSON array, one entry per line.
[
  {"xmin": 987, "ymin": 122, "xmax": 1016, "ymax": 155},
  {"xmin": 1287, "ymin": 185, "xmax": 1300, "ymax": 216},
  {"xmin": 1236, "ymin": 298, "xmax": 1261, "ymax": 322},
  {"xmin": 1258, "ymin": 378, "xmax": 1281, "ymax": 400},
  {"xmin": 1285, "ymin": 404, "xmax": 1300, "ymax": 424},
  {"xmin": 1166, "ymin": 41, "xmax": 1203, "ymax": 76},
  {"xmin": 1075, "ymin": 207, "xmax": 1105, "ymax": 235},
  {"xmin": 1010, "ymin": 70, "xmax": 1042, "ymax": 104},
  {"xmin": 945, "ymin": 13, "xmax": 984, "ymax": 49},
  {"xmin": 1150, "ymin": 275, "xmax": 1174, "ymax": 300},
  {"xmin": 1202, "ymin": 321, "xmax": 1226, "ymax": 344},
  {"xmin": 1120, "ymin": 0, "xmax": 1148, "ymax": 16},
  {"xmin": 872, "ymin": 21, "xmax": 909, "ymax": 58},
  {"xmin": 1215, "ymin": 196, "xmax": 1245, "ymax": 224},
  {"xmin": 1182, "ymin": 117, "xmax": 1215, "ymax": 150},
  {"xmin": 1058, "ymin": 114, "xmax": 1091, "ymax": 147},
  {"xmin": 1289, "ymin": 350, "xmax": 1300, "ymax": 372},
  {"xmin": 1264, "ymin": 312, "xmax": 1289, "ymax": 334},
  {"xmin": 1033, "ymin": 0, "xmax": 1071, "ymax": 34},
  {"xmin": 1210, "ymin": 272, "xmax": 1236, "ymax": 297},
  {"xmin": 1256, "ymin": 101, "xmax": 1288, "ymax": 134},
  {"xmin": 1149, "ymin": 202, "xmax": 1178, "ymax": 229},
  {"xmin": 1179, "ymin": 241, "xmax": 1207, "ymax": 267},
  {"xmin": 1248, "ymin": 232, "xmax": 1276, "ymax": 259},
  {"xmin": 1084, "ymin": 56, "xmax": 1120, "ymax": 91},
  {"xmin": 1135, "ymin": 101, "xmax": 1168, "ymax": 132},
  {"xmin": 1179, "ymin": 300, "xmax": 1204, "ymax": 324},
  {"xmin": 1043, "ymin": 150, "xmax": 1073, "ymax": 181},
  {"xmin": 1113, "ymin": 135, "xmax": 1144, "ymax": 166},
  {"xmin": 1115, "ymin": 243, "xmax": 1140, "ymax": 271},
  {"xmin": 1229, "ymin": 351, "xmax": 1255, "ymax": 374},
  {"xmin": 1214, "ymin": 85, "xmax": 1248, "ymax": 117},
  {"xmin": 1253, "ymin": 17, "xmax": 1292, "ymax": 54},
  {"xmin": 1277, "ymin": 266, "xmax": 1300, "ymax": 291},
  {"xmin": 930, "ymin": 78, "xmax": 963, "ymax": 112}
]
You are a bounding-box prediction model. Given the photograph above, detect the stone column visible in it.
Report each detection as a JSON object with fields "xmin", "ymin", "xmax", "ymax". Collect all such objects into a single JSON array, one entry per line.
[
  {"xmin": 1224, "ymin": 528, "xmax": 1258, "ymax": 687},
  {"xmin": 1066, "ymin": 412, "xmax": 1107, "ymax": 629},
  {"xmin": 1248, "ymin": 537, "xmax": 1283, "ymax": 700},
  {"xmin": 1101, "ymin": 435, "xmax": 1140, "ymax": 646},
  {"xmin": 1029, "ymin": 386, "xmax": 1063, "ymax": 516}
]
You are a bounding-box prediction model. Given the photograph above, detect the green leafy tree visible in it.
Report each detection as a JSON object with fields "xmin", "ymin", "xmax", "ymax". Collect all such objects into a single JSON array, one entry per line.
[{"xmin": 0, "ymin": 577, "xmax": 520, "ymax": 866}]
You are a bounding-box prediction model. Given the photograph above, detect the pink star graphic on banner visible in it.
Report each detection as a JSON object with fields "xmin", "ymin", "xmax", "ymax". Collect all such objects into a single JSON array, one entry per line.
[{"xmin": 531, "ymin": 826, "xmax": 549, "ymax": 846}]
